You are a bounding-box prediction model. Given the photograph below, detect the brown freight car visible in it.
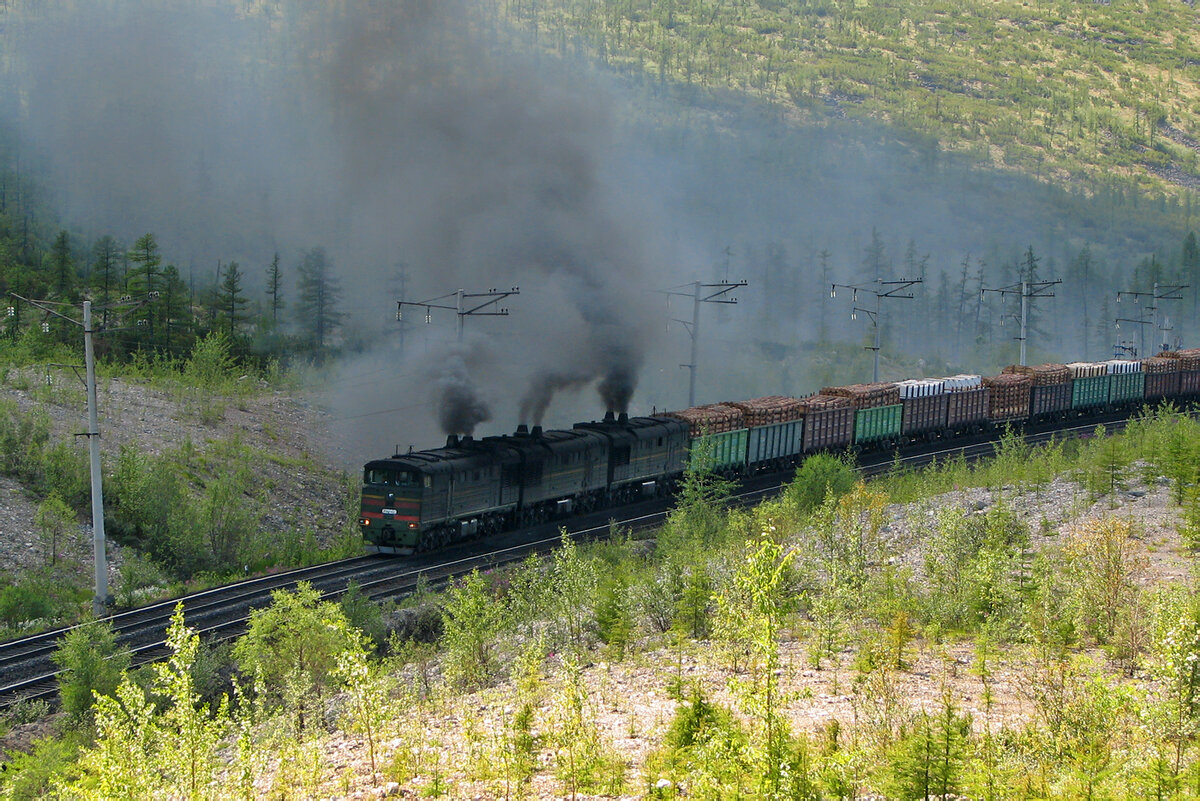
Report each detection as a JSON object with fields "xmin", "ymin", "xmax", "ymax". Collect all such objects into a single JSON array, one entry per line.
[
  {"xmin": 796, "ymin": 394, "xmax": 854, "ymax": 452},
  {"xmin": 982, "ymin": 373, "xmax": 1032, "ymax": 421}
]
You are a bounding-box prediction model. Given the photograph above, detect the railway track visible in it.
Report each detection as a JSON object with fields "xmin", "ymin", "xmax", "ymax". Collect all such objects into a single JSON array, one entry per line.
[{"xmin": 0, "ymin": 407, "xmax": 1155, "ymax": 709}]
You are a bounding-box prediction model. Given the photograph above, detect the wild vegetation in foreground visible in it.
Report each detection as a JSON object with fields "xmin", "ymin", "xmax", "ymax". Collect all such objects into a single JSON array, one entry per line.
[{"xmin": 2, "ymin": 408, "xmax": 1200, "ymax": 798}]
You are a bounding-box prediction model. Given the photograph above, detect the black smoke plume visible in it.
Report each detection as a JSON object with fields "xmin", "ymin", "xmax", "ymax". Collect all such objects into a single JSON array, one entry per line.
[{"xmin": 434, "ymin": 344, "xmax": 491, "ymax": 436}]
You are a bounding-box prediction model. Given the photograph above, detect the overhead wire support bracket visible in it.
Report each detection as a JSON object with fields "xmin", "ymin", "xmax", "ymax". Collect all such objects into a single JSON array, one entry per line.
[
  {"xmin": 979, "ymin": 279, "xmax": 1061, "ymax": 366},
  {"xmin": 657, "ymin": 280, "xmax": 748, "ymax": 407},
  {"xmin": 397, "ymin": 286, "xmax": 520, "ymax": 342},
  {"xmin": 830, "ymin": 277, "xmax": 923, "ymax": 381}
]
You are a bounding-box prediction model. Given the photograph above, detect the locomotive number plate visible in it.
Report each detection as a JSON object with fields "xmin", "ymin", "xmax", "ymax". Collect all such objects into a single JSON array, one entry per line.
[{"xmin": 382, "ymin": 508, "xmax": 397, "ymax": 515}]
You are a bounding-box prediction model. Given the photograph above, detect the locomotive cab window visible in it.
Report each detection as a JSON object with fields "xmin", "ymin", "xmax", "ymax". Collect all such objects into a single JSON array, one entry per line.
[{"xmin": 364, "ymin": 469, "xmax": 420, "ymax": 488}]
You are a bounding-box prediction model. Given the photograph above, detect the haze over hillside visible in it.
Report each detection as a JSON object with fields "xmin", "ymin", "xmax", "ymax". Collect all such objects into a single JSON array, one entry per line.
[{"xmin": 1, "ymin": 0, "xmax": 1199, "ymax": 454}]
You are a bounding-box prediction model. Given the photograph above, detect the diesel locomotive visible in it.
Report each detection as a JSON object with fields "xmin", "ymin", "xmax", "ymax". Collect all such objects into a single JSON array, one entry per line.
[{"xmin": 360, "ymin": 352, "xmax": 1200, "ymax": 555}]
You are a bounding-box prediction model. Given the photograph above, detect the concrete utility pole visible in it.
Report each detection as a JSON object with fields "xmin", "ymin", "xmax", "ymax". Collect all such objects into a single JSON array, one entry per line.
[
  {"xmin": 981, "ymin": 279, "xmax": 1060, "ymax": 366},
  {"xmin": 397, "ymin": 286, "xmax": 519, "ymax": 342},
  {"xmin": 661, "ymin": 279, "xmax": 747, "ymax": 407},
  {"xmin": 8, "ymin": 294, "xmax": 110, "ymax": 616},
  {"xmin": 831, "ymin": 278, "xmax": 922, "ymax": 382},
  {"xmin": 1117, "ymin": 282, "xmax": 1187, "ymax": 358}
]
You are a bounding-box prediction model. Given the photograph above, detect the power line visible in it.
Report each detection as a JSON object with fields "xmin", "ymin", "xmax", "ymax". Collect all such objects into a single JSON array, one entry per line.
[
  {"xmin": 830, "ymin": 277, "xmax": 922, "ymax": 382},
  {"xmin": 659, "ymin": 279, "xmax": 747, "ymax": 407}
]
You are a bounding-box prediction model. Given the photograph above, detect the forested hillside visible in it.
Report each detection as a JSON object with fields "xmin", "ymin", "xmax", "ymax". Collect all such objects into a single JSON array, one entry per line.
[{"xmin": 504, "ymin": 0, "xmax": 1200, "ymax": 198}]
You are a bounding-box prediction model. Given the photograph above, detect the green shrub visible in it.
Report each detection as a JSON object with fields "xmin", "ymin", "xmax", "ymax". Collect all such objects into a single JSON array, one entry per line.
[
  {"xmin": 0, "ymin": 399, "xmax": 50, "ymax": 484},
  {"xmin": 232, "ymin": 582, "xmax": 357, "ymax": 731},
  {"xmin": 440, "ymin": 569, "xmax": 507, "ymax": 690},
  {"xmin": 0, "ymin": 731, "xmax": 86, "ymax": 800},
  {"xmin": 52, "ymin": 619, "xmax": 131, "ymax": 723},
  {"xmin": 0, "ymin": 581, "xmax": 57, "ymax": 630},
  {"xmin": 40, "ymin": 441, "xmax": 90, "ymax": 511},
  {"xmin": 787, "ymin": 452, "xmax": 857, "ymax": 513},
  {"xmin": 339, "ymin": 580, "xmax": 388, "ymax": 650}
]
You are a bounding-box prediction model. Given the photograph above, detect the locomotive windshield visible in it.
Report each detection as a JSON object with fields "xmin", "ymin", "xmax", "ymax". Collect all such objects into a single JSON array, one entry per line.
[{"xmin": 364, "ymin": 468, "xmax": 421, "ymax": 487}]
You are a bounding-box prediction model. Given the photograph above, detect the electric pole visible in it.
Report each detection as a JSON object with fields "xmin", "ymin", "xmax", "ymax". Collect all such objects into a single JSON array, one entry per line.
[
  {"xmin": 661, "ymin": 279, "xmax": 747, "ymax": 407},
  {"xmin": 1117, "ymin": 282, "xmax": 1187, "ymax": 358},
  {"xmin": 830, "ymin": 277, "xmax": 922, "ymax": 382},
  {"xmin": 8, "ymin": 293, "xmax": 110, "ymax": 616},
  {"xmin": 397, "ymin": 286, "xmax": 519, "ymax": 342},
  {"xmin": 981, "ymin": 279, "xmax": 1060, "ymax": 366}
]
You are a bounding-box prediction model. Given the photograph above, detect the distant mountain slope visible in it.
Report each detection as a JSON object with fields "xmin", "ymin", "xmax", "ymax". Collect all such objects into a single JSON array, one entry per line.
[{"xmin": 508, "ymin": 0, "xmax": 1200, "ymax": 196}]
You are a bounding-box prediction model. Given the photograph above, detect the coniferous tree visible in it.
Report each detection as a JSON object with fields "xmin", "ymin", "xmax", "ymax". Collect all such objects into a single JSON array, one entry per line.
[
  {"xmin": 1182, "ymin": 232, "xmax": 1199, "ymax": 340},
  {"xmin": 294, "ymin": 246, "xmax": 343, "ymax": 358},
  {"xmin": 46, "ymin": 229, "xmax": 75, "ymax": 300},
  {"xmin": 264, "ymin": 252, "xmax": 284, "ymax": 325},
  {"xmin": 90, "ymin": 236, "xmax": 123, "ymax": 329},
  {"xmin": 126, "ymin": 233, "xmax": 163, "ymax": 352},
  {"xmin": 42, "ymin": 230, "xmax": 76, "ymax": 343},
  {"xmin": 216, "ymin": 261, "xmax": 250, "ymax": 340},
  {"xmin": 160, "ymin": 264, "xmax": 193, "ymax": 355}
]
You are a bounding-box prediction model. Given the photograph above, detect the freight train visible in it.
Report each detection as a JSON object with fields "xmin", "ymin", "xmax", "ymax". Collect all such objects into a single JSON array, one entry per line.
[{"xmin": 359, "ymin": 351, "xmax": 1200, "ymax": 554}]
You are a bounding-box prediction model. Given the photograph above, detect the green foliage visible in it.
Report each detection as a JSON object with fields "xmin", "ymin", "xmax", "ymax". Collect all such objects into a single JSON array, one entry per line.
[
  {"xmin": 595, "ymin": 573, "xmax": 635, "ymax": 660},
  {"xmin": 0, "ymin": 398, "xmax": 50, "ymax": 484},
  {"xmin": 807, "ymin": 481, "xmax": 889, "ymax": 588},
  {"xmin": 1061, "ymin": 518, "xmax": 1146, "ymax": 646},
  {"xmin": 334, "ymin": 624, "xmax": 391, "ymax": 781},
  {"xmin": 232, "ymin": 582, "xmax": 357, "ymax": 731},
  {"xmin": 0, "ymin": 730, "xmax": 86, "ymax": 800},
  {"xmin": 663, "ymin": 438, "xmax": 736, "ymax": 551},
  {"xmin": 644, "ymin": 683, "xmax": 752, "ymax": 798},
  {"xmin": 339, "ymin": 579, "xmax": 388, "ymax": 651},
  {"xmin": 33, "ymin": 493, "xmax": 75, "ymax": 567},
  {"xmin": 1076, "ymin": 425, "xmax": 1134, "ymax": 501},
  {"xmin": 185, "ymin": 331, "xmax": 236, "ymax": 391},
  {"xmin": 786, "ymin": 452, "xmax": 857, "ymax": 513},
  {"xmin": 63, "ymin": 605, "xmax": 229, "ymax": 799},
  {"xmin": 545, "ymin": 531, "xmax": 598, "ymax": 654},
  {"xmin": 713, "ymin": 530, "xmax": 801, "ymax": 797},
  {"xmin": 921, "ymin": 502, "xmax": 1029, "ymax": 634},
  {"xmin": 885, "ymin": 693, "xmax": 971, "ymax": 800},
  {"xmin": 550, "ymin": 657, "xmax": 627, "ymax": 797},
  {"xmin": 51, "ymin": 618, "xmax": 131, "ymax": 724},
  {"xmin": 440, "ymin": 569, "xmax": 506, "ymax": 690},
  {"xmin": 40, "ymin": 441, "xmax": 90, "ymax": 512}
]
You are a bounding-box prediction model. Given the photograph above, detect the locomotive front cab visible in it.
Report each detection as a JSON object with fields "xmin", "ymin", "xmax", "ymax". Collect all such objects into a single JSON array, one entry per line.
[{"xmin": 360, "ymin": 461, "xmax": 426, "ymax": 554}]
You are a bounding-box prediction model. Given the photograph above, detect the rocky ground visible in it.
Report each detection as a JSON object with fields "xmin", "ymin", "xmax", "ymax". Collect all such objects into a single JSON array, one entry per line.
[{"xmin": 0, "ymin": 366, "xmax": 349, "ymax": 585}]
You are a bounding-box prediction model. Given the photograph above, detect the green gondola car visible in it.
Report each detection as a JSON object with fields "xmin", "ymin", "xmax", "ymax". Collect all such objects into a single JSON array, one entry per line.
[
  {"xmin": 1071, "ymin": 375, "xmax": 1111, "ymax": 410},
  {"xmin": 690, "ymin": 428, "xmax": 749, "ymax": 474},
  {"xmin": 1108, "ymin": 372, "xmax": 1145, "ymax": 404},
  {"xmin": 854, "ymin": 404, "xmax": 903, "ymax": 445}
]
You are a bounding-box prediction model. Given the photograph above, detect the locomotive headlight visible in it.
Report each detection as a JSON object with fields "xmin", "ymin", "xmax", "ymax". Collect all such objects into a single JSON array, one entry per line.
[
  {"xmin": 360, "ymin": 518, "xmax": 370, "ymax": 526},
  {"xmin": 408, "ymin": 522, "xmax": 418, "ymax": 529}
]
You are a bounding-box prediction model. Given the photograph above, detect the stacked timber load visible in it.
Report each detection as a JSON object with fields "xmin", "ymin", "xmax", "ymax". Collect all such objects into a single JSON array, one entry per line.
[
  {"xmin": 1003, "ymin": 363, "xmax": 1070, "ymax": 385},
  {"xmin": 896, "ymin": 379, "xmax": 946, "ymax": 398},
  {"xmin": 795, "ymin": 394, "xmax": 852, "ymax": 412},
  {"xmin": 1158, "ymin": 349, "xmax": 1200, "ymax": 370},
  {"xmin": 663, "ymin": 404, "xmax": 746, "ymax": 437},
  {"xmin": 727, "ymin": 396, "xmax": 805, "ymax": 427},
  {"xmin": 1143, "ymin": 357, "xmax": 1180, "ymax": 373},
  {"xmin": 943, "ymin": 374, "xmax": 983, "ymax": 391},
  {"xmin": 1008, "ymin": 364, "xmax": 1071, "ymax": 417},
  {"xmin": 1068, "ymin": 362, "xmax": 1108, "ymax": 379},
  {"xmin": 820, "ymin": 382, "xmax": 901, "ymax": 409},
  {"xmin": 982, "ymin": 373, "xmax": 1031, "ymax": 420},
  {"xmin": 1143, "ymin": 356, "xmax": 1181, "ymax": 398}
]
